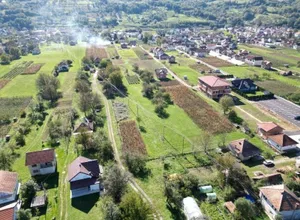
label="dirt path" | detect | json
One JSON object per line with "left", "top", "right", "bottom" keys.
{"left": 92, "top": 72, "right": 163, "bottom": 220}
{"left": 235, "top": 106, "right": 262, "bottom": 123}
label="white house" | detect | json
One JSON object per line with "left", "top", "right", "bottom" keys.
{"left": 260, "top": 185, "right": 300, "bottom": 220}
{"left": 25, "top": 149, "right": 57, "bottom": 176}
{"left": 182, "top": 197, "right": 205, "bottom": 220}
{"left": 0, "top": 171, "right": 20, "bottom": 205}
{"left": 267, "top": 134, "right": 298, "bottom": 152}
{"left": 245, "top": 55, "right": 264, "bottom": 67}
{"left": 68, "top": 156, "right": 102, "bottom": 198}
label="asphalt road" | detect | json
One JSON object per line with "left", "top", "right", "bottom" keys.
{"left": 257, "top": 96, "right": 300, "bottom": 127}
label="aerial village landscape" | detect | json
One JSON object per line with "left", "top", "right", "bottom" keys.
{"left": 1, "top": 0, "right": 300, "bottom": 220}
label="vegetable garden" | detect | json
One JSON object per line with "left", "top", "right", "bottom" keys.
{"left": 133, "top": 47, "right": 152, "bottom": 60}
{"left": 119, "top": 120, "right": 147, "bottom": 155}
{"left": 86, "top": 46, "right": 108, "bottom": 59}
{"left": 22, "top": 63, "right": 44, "bottom": 75}
{"left": 200, "top": 57, "right": 233, "bottom": 67}
{"left": 0, "top": 80, "right": 10, "bottom": 90}
{"left": 112, "top": 101, "right": 129, "bottom": 122}
{"left": 164, "top": 85, "right": 233, "bottom": 134}
{"left": 1, "top": 61, "right": 33, "bottom": 79}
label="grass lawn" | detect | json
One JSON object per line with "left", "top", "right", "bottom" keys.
{"left": 169, "top": 65, "right": 200, "bottom": 86}
{"left": 118, "top": 48, "right": 139, "bottom": 59}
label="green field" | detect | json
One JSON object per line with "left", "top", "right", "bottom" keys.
{"left": 169, "top": 65, "right": 201, "bottom": 85}
{"left": 118, "top": 48, "right": 139, "bottom": 59}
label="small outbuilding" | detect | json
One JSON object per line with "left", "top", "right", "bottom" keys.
{"left": 199, "top": 185, "right": 213, "bottom": 194}
{"left": 206, "top": 192, "right": 217, "bottom": 203}
{"left": 182, "top": 197, "right": 204, "bottom": 220}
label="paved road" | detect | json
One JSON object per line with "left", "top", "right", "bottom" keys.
{"left": 257, "top": 96, "right": 300, "bottom": 127}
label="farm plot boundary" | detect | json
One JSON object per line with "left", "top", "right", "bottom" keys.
{"left": 164, "top": 85, "right": 232, "bottom": 134}
{"left": 119, "top": 120, "right": 147, "bottom": 155}
{"left": 1, "top": 61, "right": 33, "bottom": 79}
{"left": 22, "top": 63, "right": 45, "bottom": 75}
{"left": 86, "top": 46, "right": 108, "bottom": 59}
{"left": 200, "top": 57, "right": 233, "bottom": 67}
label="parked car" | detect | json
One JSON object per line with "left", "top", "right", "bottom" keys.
{"left": 294, "top": 116, "right": 300, "bottom": 121}
{"left": 263, "top": 160, "right": 275, "bottom": 167}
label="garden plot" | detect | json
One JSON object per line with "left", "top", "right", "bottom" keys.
{"left": 22, "top": 63, "right": 44, "bottom": 75}
{"left": 133, "top": 47, "right": 152, "bottom": 60}
{"left": 189, "top": 63, "right": 212, "bottom": 73}
{"left": 112, "top": 101, "right": 129, "bottom": 122}
{"left": 125, "top": 74, "right": 140, "bottom": 84}
{"left": 119, "top": 120, "right": 147, "bottom": 155}
{"left": 200, "top": 57, "right": 233, "bottom": 67}
{"left": 86, "top": 46, "right": 108, "bottom": 59}
{"left": 1, "top": 61, "right": 33, "bottom": 79}
{"left": 256, "top": 80, "right": 300, "bottom": 97}
{"left": 164, "top": 85, "right": 232, "bottom": 134}
{"left": 0, "top": 80, "right": 10, "bottom": 90}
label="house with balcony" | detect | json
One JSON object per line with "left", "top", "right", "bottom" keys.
{"left": 260, "top": 185, "right": 300, "bottom": 220}
{"left": 245, "top": 55, "right": 264, "bottom": 67}
{"left": 68, "top": 156, "right": 102, "bottom": 198}
{"left": 0, "top": 171, "right": 20, "bottom": 205}
{"left": 198, "top": 75, "right": 231, "bottom": 99}
{"left": 267, "top": 134, "right": 298, "bottom": 152}
{"left": 25, "top": 149, "right": 56, "bottom": 176}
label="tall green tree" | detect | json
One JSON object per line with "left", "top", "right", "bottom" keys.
{"left": 234, "top": 198, "right": 256, "bottom": 220}
{"left": 36, "top": 73, "right": 60, "bottom": 103}
{"left": 120, "top": 192, "right": 153, "bottom": 220}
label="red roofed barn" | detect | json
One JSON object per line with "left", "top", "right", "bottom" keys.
{"left": 198, "top": 75, "right": 231, "bottom": 99}
{"left": 25, "top": 149, "right": 56, "bottom": 176}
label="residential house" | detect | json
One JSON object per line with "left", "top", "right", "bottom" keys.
{"left": 0, "top": 201, "right": 21, "bottom": 220}
{"left": 267, "top": 133, "right": 298, "bottom": 152}
{"left": 228, "top": 139, "right": 261, "bottom": 161}
{"left": 120, "top": 43, "right": 128, "bottom": 49}
{"left": 262, "top": 61, "right": 272, "bottom": 70}
{"left": 231, "top": 78, "right": 257, "bottom": 93}
{"left": 169, "top": 55, "right": 176, "bottom": 64}
{"left": 68, "top": 156, "right": 102, "bottom": 198}
{"left": 25, "top": 149, "right": 57, "bottom": 176}
{"left": 57, "top": 61, "right": 69, "bottom": 72}
{"left": 128, "top": 41, "right": 136, "bottom": 47}
{"left": 73, "top": 118, "right": 94, "bottom": 134}
{"left": 260, "top": 185, "right": 300, "bottom": 220}
{"left": 183, "top": 197, "right": 205, "bottom": 220}
{"left": 0, "top": 171, "right": 20, "bottom": 205}
{"left": 198, "top": 75, "right": 231, "bottom": 99}
{"left": 257, "top": 122, "right": 283, "bottom": 139}
{"left": 245, "top": 55, "right": 264, "bottom": 67}
{"left": 155, "top": 68, "right": 168, "bottom": 80}
{"left": 283, "top": 130, "right": 300, "bottom": 148}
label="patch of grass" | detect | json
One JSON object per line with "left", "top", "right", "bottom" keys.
{"left": 255, "top": 80, "right": 300, "bottom": 96}
{"left": 169, "top": 65, "right": 200, "bottom": 85}
{"left": 118, "top": 48, "right": 139, "bottom": 59}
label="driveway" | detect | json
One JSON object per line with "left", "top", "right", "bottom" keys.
{"left": 257, "top": 96, "right": 300, "bottom": 127}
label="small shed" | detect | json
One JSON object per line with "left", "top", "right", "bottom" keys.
{"left": 224, "top": 201, "right": 236, "bottom": 213}
{"left": 206, "top": 192, "right": 217, "bottom": 202}
{"left": 199, "top": 185, "right": 213, "bottom": 194}
{"left": 30, "top": 193, "right": 47, "bottom": 208}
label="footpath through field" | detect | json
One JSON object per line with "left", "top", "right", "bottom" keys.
{"left": 92, "top": 72, "right": 163, "bottom": 220}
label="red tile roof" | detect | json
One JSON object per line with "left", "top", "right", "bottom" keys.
{"left": 25, "top": 149, "right": 55, "bottom": 166}
{"left": 229, "top": 139, "right": 260, "bottom": 158}
{"left": 68, "top": 156, "right": 100, "bottom": 182}
{"left": 0, "top": 171, "right": 18, "bottom": 195}
{"left": 257, "top": 122, "right": 283, "bottom": 133}
{"left": 0, "top": 207, "right": 14, "bottom": 220}
{"left": 260, "top": 185, "right": 300, "bottom": 211}
{"left": 199, "top": 75, "right": 230, "bottom": 87}
{"left": 268, "top": 134, "right": 298, "bottom": 147}
{"left": 224, "top": 201, "right": 236, "bottom": 213}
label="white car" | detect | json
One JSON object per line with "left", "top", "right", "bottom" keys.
{"left": 263, "top": 160, "right": 275, "bottom": 167}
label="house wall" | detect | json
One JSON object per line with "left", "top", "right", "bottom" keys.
{"left": 199, "top": 81, "right": 231, "bottom": 99}
{"left": 70, "top": 173, "right": 92, "bottom": 182}
{"left": 260, "top": 192, "right": 278, "bottom": 220}
{"left": 28, "top": 158, "right": 56, "bottom": 176}
{"left": 70, "top": 183, "right": 100, "bottom": 198}
{"left": 267, "top": 139, "right": 297, "bottom": 152}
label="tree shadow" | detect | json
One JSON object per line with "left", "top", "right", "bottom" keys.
{"left": 33, "top": 172, "right": 59, "bottom": 189}
{"left": 71, "top": 194, "right": 99, "bottom": 213}
{"left": 166, "top": 203, "right": 185, "bottom": 220}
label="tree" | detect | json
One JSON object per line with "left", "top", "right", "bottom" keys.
{"left": 219, "top": 95, "right": 234, "bottom": 114}
{"left": 125, "top": 154, "right": 149, "bottom": 177}
{"left": 20, "top": 180, "right": 39, "bottom": 207}
{"left": 0, "top": 53, "right": 10, "bottom": 65}
{"left": 103, "top": 165, "right": 130, "bottom": 203}
{"left": 102, "top": 197, "right": 121, "bottom": 220}
{"left": 48, "top": 119, "right": 63, "bottom": 144}
{"left": 0, "top": 149, "right": 13, "bottom": 170}
{"left": 100, "top": 59, "right": 108, "bottom": 68}
{"left": 17, "top": 209, "right": 32, "bottom": 220}
{"left": 120, "top": 192, "right": 153, "bottom": 220}
{"left": 75, "top": 79, "right": 90, "bottom": 93}
{"left": 197, "top": 131, "right": 212, "bottom": 153}
{"left": 234, "top": 198, "right": 256, "bottom": 220}
{"left": 79, "top": 92, "right": 93, "bottom": 116}
{"left": 36, "top": 73, "right": 60, "bottom": 103}
{"left": 9, "top": 47, "right": 21, "bottom": 60}
{"left": 109, "top": 71, "right": 124, "bottom": 89}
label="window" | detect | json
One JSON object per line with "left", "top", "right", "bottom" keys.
{"left": 32, "top": 164, "right": 37, "bottom": 167}
{"left": 33, "top": 170, "right": 39, "bottom": 173}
